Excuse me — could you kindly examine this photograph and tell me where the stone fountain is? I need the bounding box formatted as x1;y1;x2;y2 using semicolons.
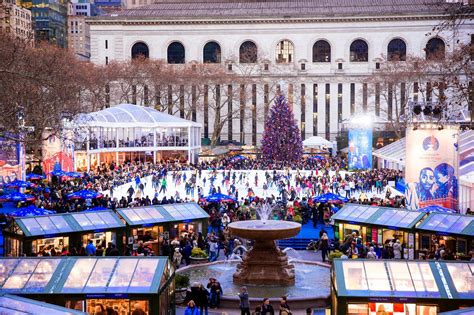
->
228;204;301;285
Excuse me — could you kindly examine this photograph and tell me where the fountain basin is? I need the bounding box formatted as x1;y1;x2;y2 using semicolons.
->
228;220;301;240
177;260;331;309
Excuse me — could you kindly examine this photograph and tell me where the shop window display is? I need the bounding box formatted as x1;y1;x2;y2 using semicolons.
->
85;299;148;315
348;303;437;315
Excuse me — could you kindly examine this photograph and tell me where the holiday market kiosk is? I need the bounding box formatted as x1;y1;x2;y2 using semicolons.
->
2;210;126;256
332;204;425;258
415;212;473;259
331;259;474;315
0;256;174;314
115;203;209;255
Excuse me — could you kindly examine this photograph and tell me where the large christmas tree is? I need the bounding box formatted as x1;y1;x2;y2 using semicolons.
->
261;94;303;163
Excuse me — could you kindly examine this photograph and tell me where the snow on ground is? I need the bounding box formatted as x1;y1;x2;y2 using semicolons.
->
105;170;401;203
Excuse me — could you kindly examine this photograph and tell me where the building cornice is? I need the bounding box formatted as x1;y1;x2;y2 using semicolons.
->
86;14;448;26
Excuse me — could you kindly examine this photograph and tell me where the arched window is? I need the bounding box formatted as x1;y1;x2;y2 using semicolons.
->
312;40;331;62
387;38;406;61
239;41;257;63
276;40;294;63
203;41;221;63
425;38;445;60
131;42;149;59
350;39;368;62
167;42;185;64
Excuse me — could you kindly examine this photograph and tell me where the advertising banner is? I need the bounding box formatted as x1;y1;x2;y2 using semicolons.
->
348;129;373;170
405;128;459;210
0;136;21;183
42;131;75;175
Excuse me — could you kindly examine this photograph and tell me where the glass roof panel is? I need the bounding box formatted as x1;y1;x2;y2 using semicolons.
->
398;211;422;227
387;261;415;292
355;206;378;221
85;258;117;292
129;259;159;293
3;259;39;290
162;205;185;218
423;214;446;230
19;218;44;236
0;259;18;286
35;217;59;235
449;216;473;234
437;215;461;232
84;212;107;229
407;262;438;293
364;261;391;291
121;209;144;224
71;213;94;230
62;258;96;293
446;263;474;294
97;211;120;228
0;297;77;315
51;215;73;233
334;205;359;220
342;261;368;291
344;206;366;221
373;209;398;225
23;260;60;292
385;210;407;226
146;207;164;220
134;208;153;222
107;259;137;292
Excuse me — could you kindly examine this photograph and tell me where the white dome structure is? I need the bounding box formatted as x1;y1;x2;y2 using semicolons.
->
74;104;201;170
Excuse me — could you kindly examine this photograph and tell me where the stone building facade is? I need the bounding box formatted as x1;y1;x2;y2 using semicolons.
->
87;0;473;145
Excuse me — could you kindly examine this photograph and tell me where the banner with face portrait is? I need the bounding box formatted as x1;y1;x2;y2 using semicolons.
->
0;135;21;184
405;128;459;210
348;129;373;170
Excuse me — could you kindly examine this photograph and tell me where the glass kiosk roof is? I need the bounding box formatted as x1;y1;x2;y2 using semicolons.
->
416;212;474;237
15;210;125;237
0;294;85;314
117;203;209;226
331;204;426;229
0;257;171;295
333;260;473;299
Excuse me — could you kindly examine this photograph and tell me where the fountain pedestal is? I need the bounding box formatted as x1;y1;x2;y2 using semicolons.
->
233;239;295;285
228;220;301;286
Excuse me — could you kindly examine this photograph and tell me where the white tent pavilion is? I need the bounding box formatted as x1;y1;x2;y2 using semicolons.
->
74;104;201;170
303;136;332;148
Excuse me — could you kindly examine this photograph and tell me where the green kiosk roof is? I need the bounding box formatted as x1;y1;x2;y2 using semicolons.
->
0;294;85;314
331;203;426;229
116;203;209;226
15;210;125;237
0;257;172;295
333;259;473;300
416;212;474;237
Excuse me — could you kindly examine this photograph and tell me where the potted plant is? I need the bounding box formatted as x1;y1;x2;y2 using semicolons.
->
293;214;302;223
190;247;209;264
174;273;190;304
328;250;343;263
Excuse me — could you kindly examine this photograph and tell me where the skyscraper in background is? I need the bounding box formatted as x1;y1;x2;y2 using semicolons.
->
21;0;68;47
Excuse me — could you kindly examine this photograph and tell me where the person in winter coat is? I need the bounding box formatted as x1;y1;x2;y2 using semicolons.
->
366;247;377;259
261;298;274;315
279;296;291;315
172;247;182;268
184;300;199;315
393;239;402;259
238;286;250;315
319;233;329;263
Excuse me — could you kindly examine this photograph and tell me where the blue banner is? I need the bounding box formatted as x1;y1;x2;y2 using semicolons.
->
348;129;373;170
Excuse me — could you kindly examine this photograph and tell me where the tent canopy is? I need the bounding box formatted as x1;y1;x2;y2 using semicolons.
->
302;136;332;148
